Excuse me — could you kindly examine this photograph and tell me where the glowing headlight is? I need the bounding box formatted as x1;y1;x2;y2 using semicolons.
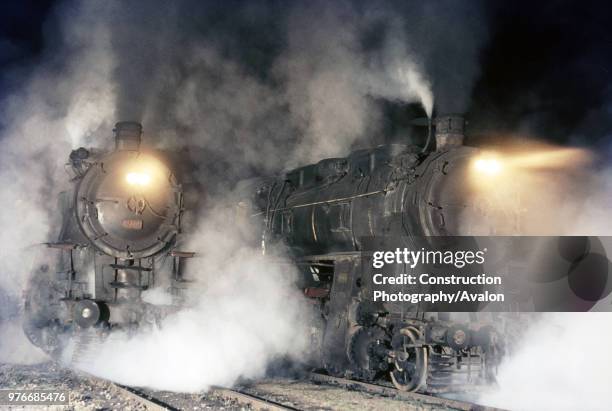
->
453;329;467;346
474;158;502;176
126;172;151;186
81;307;92;319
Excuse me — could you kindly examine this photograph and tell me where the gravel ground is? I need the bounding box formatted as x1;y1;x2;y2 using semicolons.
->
0;362;146;410
237;379;462;411
0;362;243;411
0;362;470;411
133;387;257;410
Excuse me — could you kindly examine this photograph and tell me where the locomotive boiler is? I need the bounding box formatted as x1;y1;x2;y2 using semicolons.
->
237;115;514;392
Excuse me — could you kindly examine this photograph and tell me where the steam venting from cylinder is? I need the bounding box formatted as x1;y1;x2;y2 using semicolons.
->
435;115;465;150
114;121;142;151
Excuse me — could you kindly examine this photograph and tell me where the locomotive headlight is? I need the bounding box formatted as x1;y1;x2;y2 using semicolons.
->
452;329;467;346
81;307;93;319
473;157;502;176
126;172;151;186
446;326;471;350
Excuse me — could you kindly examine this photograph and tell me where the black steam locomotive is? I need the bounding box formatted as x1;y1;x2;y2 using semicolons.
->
23;122;195;359
24;116;512;393
236;115;513;392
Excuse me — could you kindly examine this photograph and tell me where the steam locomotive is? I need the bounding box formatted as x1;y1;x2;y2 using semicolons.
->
24;116;513;393
23;122;195;359
237;115;514;392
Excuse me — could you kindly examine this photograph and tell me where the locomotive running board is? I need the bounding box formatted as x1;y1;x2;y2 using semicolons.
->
169;250;195;258
109;263;152;272
297;251;361;263
46;242;78;250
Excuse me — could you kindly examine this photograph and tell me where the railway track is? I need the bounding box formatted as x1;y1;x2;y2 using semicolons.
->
3;361;506;410
108;380;297;410
209;386;299;411
306;372;506;411
92;371;505;411
109;383;178;411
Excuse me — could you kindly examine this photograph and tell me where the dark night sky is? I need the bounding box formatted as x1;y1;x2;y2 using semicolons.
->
0;1;54;65
470;1;612;148
0;0;611;149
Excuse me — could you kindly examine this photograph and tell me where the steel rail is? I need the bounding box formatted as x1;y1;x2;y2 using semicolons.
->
111;381;296;411
210;386;298;411
307;372;507;411
109;383;177;411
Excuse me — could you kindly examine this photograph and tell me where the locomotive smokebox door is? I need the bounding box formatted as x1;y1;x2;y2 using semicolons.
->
75;150;181;259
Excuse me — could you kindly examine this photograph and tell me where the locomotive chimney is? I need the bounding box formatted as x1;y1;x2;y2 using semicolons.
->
114;121;142;151
434;115;465;150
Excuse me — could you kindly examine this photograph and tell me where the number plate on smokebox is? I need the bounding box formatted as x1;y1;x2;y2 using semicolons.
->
122;219;143;229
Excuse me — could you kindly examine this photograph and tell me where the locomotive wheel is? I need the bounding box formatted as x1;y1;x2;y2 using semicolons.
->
390;327;428;392
346;325;390;380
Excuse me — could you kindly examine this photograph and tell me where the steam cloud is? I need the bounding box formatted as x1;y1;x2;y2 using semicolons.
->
480;313;612;411
109;0;487;170
68;200;309;391
0;1;116;362
462;144;612;409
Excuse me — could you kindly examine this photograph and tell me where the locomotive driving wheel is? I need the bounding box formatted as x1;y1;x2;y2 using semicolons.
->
390;327;428;392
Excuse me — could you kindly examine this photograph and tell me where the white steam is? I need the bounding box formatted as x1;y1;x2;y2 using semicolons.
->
72;203;308;392
0;321;47;365
569;167;612;235
468;152;612;410
392;65;434;118
0;1;116;296
276;1;435;166
480;313;612;411
107;0;486;172
141;287;173;306
369;16;435;118
0;1;116;363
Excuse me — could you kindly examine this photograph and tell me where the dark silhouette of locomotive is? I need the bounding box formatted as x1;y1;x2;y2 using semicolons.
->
24;116;511;393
